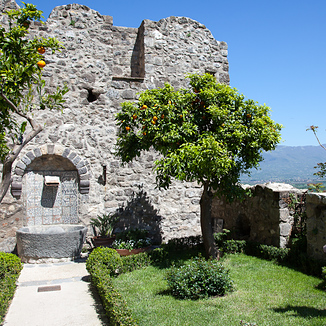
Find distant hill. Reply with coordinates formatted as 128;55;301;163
240;144;326;187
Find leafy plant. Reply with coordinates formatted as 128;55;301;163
112;238;151;250
165;256;233;299
113;228;152;249
115;73;282;259
90;213;119;237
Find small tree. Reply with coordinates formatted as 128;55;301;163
307;125;326;179
0;3;68;203
115;73;282;259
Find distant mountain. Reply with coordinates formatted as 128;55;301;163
240;144;326;187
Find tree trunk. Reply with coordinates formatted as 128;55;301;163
200;182;220;260
0;124;43;203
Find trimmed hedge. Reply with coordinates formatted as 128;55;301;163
0;252;22;324
86;247;155;326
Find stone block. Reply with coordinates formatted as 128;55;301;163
279;208;290;222
280;223;292;236
21;155;31;166
33;148;42;158
47;144;55;155
53;145;65;155
15;161;26;171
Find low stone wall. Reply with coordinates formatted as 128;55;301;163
211;183;304;248
306;193;326;262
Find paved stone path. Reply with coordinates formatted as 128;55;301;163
3;261;108;326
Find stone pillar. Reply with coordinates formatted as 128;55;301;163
306;193;326;262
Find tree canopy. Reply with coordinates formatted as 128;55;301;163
115;73;282;258
0;2;68;202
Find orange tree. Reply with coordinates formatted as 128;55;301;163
115;73;282;259
0;3;68;202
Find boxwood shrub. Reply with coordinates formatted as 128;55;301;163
165;256;233;300
0;252;22;324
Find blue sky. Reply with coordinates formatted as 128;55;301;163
21;0;326;147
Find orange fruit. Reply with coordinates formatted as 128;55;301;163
151;120;156;125
126;126;130;131
179;115;183;118
37;47;45;54
143;132;146;136
153;116;158;122
141;105;147;110
246;114;251;118
132;114;137;120
22;21;30;28
161;114;165;119
37;60;46;69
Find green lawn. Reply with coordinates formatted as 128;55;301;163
112;253;326;326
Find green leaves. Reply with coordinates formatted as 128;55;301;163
0;3;68;162
115;73;282;199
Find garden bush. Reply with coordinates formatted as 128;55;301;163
0;253;22;324
86;247;122;277
165;256;233;300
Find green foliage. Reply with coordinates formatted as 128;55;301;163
0;3;68;161
0;253;22;324
164;235;203;251
118;252;151;274
322;266;326;281
166;256;233;300
86;247;122;277
0;252;22;277
307;182;325;192
88;265;137;326
116;228;149;242
115;73;282;200
112;239;151;250
113;228;152;250
90;213;119;237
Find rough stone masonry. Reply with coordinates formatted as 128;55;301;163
0;0;229;251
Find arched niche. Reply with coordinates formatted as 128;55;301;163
11;144;90;226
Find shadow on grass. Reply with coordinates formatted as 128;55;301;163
273;305;326;318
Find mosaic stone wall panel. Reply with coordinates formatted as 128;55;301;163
25;171;78;226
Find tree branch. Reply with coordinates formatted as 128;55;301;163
0;82;43;203
0;81;39;130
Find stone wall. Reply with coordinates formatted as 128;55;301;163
0;0;228;251
212;183;304;248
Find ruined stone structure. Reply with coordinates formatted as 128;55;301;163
212;183;304;248
0;1;325;263
0;0;228;251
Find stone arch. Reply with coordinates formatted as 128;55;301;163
11;144;90;198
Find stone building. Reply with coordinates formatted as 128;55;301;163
0;0;229;251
